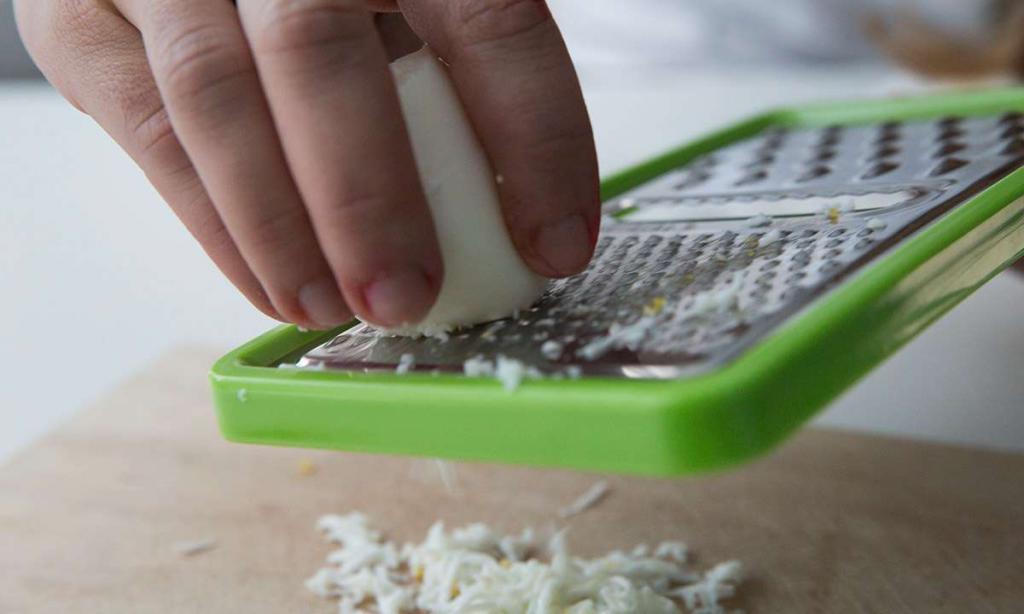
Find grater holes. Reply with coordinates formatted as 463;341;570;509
746;151;777;167
811;147;837;163
819;260;842;275
759;130;788;151
674;169;712;191
998;111;1023;126
936;125;965;142
791;249;813;266
869;144;900;161
1001;138;1024;155
930;157;969;176
933;142;966;158
1000;124;1024;140
818;125;842;147
875;121;902;145
324;114;1017;372
796;165;831;183
735;170;769;186
862;161;899;179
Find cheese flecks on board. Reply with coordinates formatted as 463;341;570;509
306;512;744;614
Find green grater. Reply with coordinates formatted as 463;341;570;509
210;88;1024;476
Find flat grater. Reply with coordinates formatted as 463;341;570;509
210;89;1024;475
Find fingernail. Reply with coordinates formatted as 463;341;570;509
532;213;593;276
362;267;437;327
298;278;350;329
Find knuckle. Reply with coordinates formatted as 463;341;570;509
154;22;250;102
125;95;177;160
320;188;395;230
189;203;237;256
523;117;593;166
252;0;374;59
245;206;311;256
450;0;551;49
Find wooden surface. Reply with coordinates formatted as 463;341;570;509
1;349;1022;613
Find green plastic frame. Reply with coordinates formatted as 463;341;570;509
211;88;1024;476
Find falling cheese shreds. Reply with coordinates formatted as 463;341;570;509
433;459;458;494
396;353;416;375
558;480;610;519
495;355;527;391
306;512;743;614
463;355;543;391
173;538;218;557
463;355;496;377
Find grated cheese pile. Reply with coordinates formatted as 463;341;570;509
306;513;743;614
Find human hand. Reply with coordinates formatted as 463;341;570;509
16;0;599;329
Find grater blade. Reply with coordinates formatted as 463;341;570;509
295;113;1024;378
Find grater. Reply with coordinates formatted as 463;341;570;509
210;89;1024;475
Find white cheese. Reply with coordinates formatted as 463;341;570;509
307;512;743;613
386;48;548;336
558;480;610;519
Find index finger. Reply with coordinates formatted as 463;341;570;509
400;0;601;278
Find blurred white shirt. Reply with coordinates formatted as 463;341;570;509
549;0;993;70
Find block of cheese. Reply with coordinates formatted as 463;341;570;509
386;47;548;336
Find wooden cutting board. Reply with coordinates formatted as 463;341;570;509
1;348;1021;613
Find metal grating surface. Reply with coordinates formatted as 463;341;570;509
296;113;1024;378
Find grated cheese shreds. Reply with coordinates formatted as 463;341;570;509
433;459;458;494
396;354;416;375
746;213;772;228
558;480;610;519
576;316;658;361
495;355;527;392
307;513;743;614
759;228;783;247
540;340;564;360
174;538;218;557
463;355;543;391
866;217;887;231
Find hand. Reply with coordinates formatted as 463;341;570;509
15;0;600;329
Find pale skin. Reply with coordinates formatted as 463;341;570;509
15;0;601;330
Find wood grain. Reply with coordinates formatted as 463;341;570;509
1;348;1021;613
